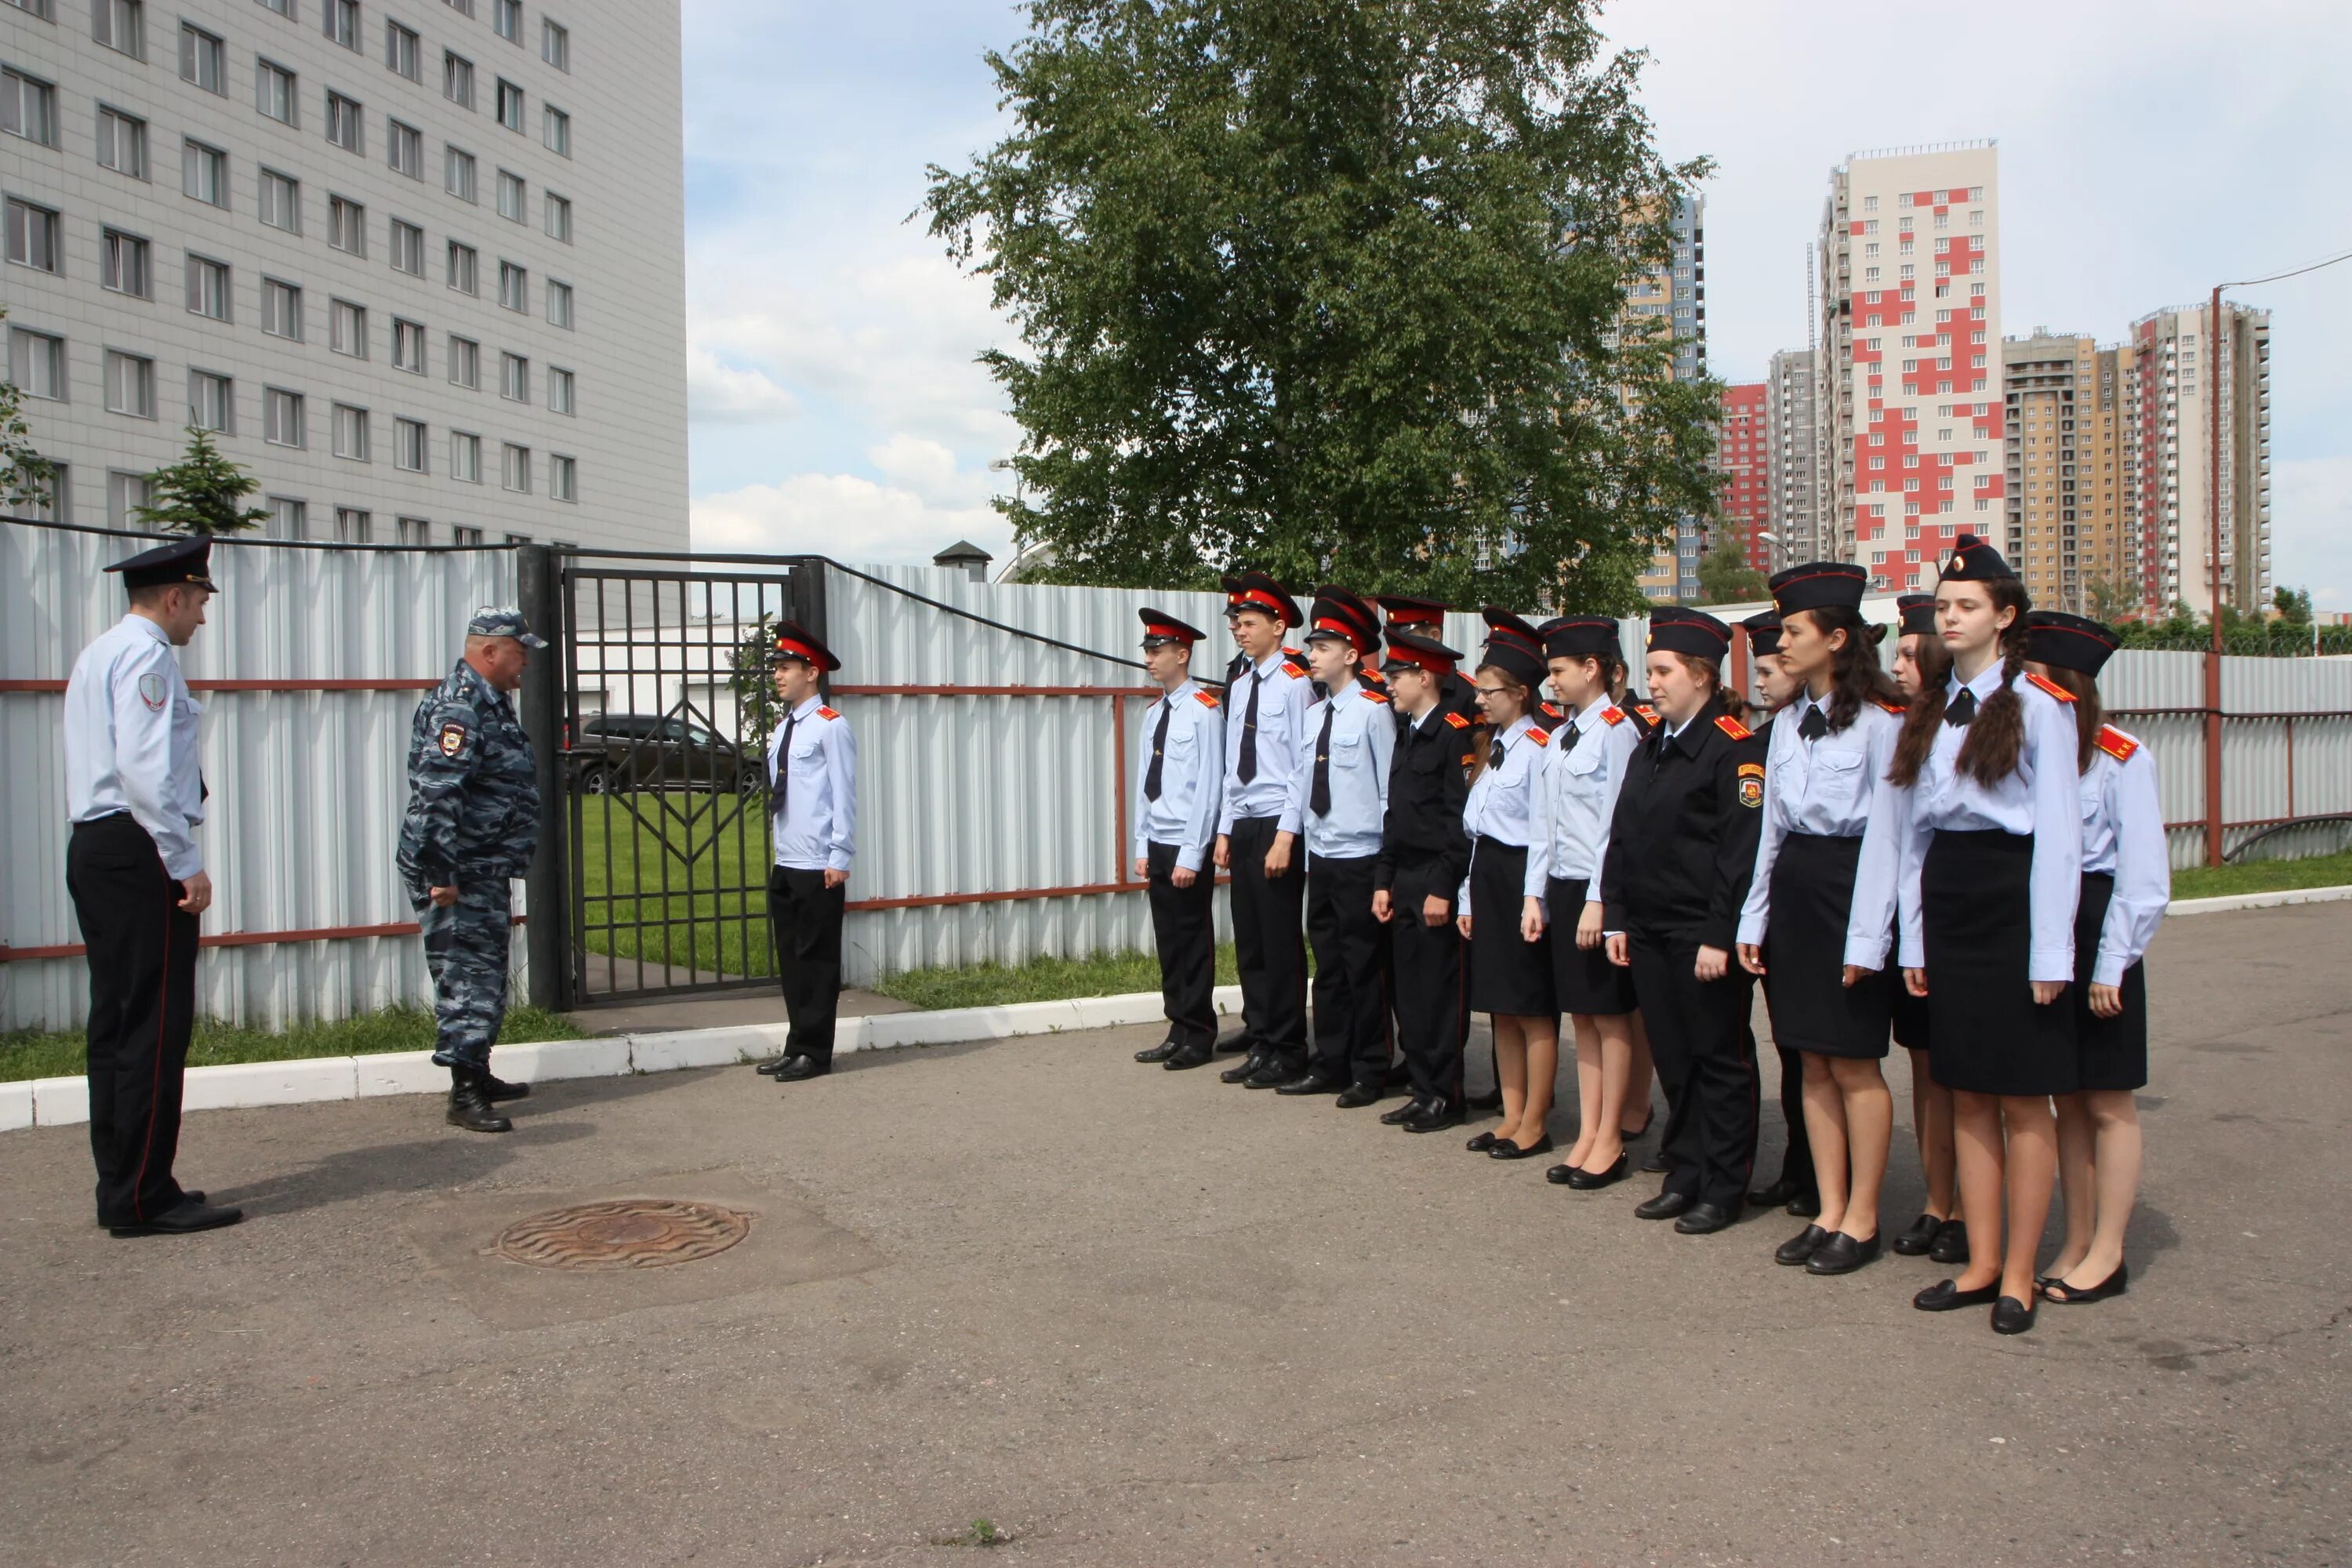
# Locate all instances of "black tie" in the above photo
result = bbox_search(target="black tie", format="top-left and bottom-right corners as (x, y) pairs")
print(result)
(1945, 688), (1977, 728)
(1239, 673), (1262, 784)
(775, 713), (799, 809)
(1488, 738), (1505, 770)
(1798, 705), (1828, 741)
(1559, 720), (1581, 753)
(1309, 704), (1337, 816)
(1144, 700), (1171, 800)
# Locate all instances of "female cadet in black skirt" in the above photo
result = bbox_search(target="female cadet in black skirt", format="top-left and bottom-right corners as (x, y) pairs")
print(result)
(2024, 611), (2166, 1306)
(1887, 593), (1967, 1265)
(1526, 615), (1644, 1189)
(1737, 612), (1820, 1219)
(1456, 611), (1559, 1160)
(1889, 535), (2082, 1334)
(1735, 564), (1908, 1276)
(1599, 608), (1768, 1235)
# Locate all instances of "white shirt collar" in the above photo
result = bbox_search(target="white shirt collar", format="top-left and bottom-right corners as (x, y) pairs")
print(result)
(1958, 659), (2007, 700)
(1251, 648), (1290, 677)
(122, 612), (170, 646)
(1572, 694), (1613, 731)
(789, 694), (826, 721)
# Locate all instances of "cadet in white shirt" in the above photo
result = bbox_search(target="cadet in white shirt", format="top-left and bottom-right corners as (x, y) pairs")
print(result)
(2024, 611), (2168, 1309)
(1130, 608), (1225, 1073)
(757, 621), (857, 1083)
(62, 537), (241, 1237)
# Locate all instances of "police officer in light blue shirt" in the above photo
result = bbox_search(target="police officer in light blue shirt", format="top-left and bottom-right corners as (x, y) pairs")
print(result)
(757, 620), (857, 1083)
(1131, 608), (1225, 1070)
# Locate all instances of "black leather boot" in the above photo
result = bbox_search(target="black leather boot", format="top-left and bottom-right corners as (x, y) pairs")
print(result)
(481, 1071), (531, 1102)
(446, 1066), (514, 1133)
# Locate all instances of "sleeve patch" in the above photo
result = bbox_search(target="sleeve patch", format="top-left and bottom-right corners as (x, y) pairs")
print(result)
(2095, 725), (2139, 763)
(1193, 689), (1221, 708)
(1601, 706), (1625, 726)
(437, 720), (470, 759)
(816, 705), (842, 720)
(1442, 710), (1470, 729)
(1737, 761), (1766, 779)
(1737, 771), (1765, 808)
(1526, 728), (1551, 748)
(136, 672), (169, 712)
(1714, 713), (1754, 742)
(2024, 670), (2077, 703)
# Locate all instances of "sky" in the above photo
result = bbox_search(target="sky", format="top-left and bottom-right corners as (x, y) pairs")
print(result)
(678, 0), (2352, 603)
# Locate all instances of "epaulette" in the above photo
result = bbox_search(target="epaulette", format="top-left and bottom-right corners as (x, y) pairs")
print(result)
(2095, 725), (2138, 764)
(1634, 703), (1660, 726)
(1282, 647), (1305, 662)
(1442, 711), (1470, 730)
(1715, 713), (1754, 742)
(1601, 706), (1626, 726)
(1875, 696), (1908, 715)
(1281, 661), (1308, 680)
(2023, 670), (2075, 703)
(816, 705), (842, 720)
(1193, 689), (1220, 709)
(1540, 701), (1565, 720)
(1526, 727), (1551, 747)
(1359, 688), (1388, 703)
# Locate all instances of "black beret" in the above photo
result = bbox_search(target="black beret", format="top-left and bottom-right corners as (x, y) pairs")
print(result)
(1646, 606), (1733, 662)
(1940, 533), (2016, 583)
(1740, 611), (1783, 658)
(1538, 615), (1620, 660)
(1896, 593), (1939, 637)
(1769, 561), (1868, 617)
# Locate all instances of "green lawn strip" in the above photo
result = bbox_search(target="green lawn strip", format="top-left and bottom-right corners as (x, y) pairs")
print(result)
(871, 944), (1246, 1011)
(2172, 850), (2352, 902)
(575, 794), (778, 981)
(0, 1004), (585, 1086)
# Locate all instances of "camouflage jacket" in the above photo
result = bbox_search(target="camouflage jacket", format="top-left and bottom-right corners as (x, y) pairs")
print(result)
(397, 659), (539, 885)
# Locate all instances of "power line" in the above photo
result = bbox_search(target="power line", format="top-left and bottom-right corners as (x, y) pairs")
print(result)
(2225, 245), (2352, 289)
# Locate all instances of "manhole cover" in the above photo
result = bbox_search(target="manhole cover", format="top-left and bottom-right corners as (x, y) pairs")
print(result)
(494, 1198), (753, 1271)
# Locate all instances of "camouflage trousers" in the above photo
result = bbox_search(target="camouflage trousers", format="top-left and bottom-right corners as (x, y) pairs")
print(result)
(410, 877), (513, 1069)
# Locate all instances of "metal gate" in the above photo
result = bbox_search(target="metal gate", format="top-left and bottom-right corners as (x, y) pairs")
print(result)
(544, 551), (825, 1007)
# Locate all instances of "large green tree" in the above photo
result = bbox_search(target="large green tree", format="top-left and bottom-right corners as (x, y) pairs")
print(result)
(924, 0), (1719, 612)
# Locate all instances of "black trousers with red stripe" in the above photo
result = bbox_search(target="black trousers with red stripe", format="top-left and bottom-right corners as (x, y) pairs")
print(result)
(66, 815), (198, 1227)
(1627, 929), (1759, 1211)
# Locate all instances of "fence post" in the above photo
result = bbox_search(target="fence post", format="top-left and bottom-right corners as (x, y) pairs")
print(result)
(517, 543), (572, 1009)
(2204, 646), (2224, 867)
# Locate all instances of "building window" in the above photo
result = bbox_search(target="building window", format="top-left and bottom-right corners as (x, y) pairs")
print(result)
(257, 60), (298, 124)
(497, 168), (526, 222)
(546, 278), (573, 329)
(447, 239), (478, 294)
(548, 365), (573, 415)
(331, 297), (368, 357)
(263, 277), (303, 339)
(107, 470), (152, 529)
(443, 51), (474, 107)
(329, 194), (367, 254)
(494, 0), (518, 41)
(3, 67), (59, 145)
(186, 254), (232, 320)
(385, 18), (419, 78)
(544, 192), (571, 243)
(396, 516), (430, 544)
(258, 0), (292, 16)
(180, 22), (228, 92)
(332, 403), (369, 460)
(183, 140), (230, 207)
(104, 350), (156, 418)
(392, 315), (425, 372)
(263, 497), (304, 538)
(445, 0), (473, 15)
(260, 168), (301, 233)
(495, 78), (524, 131)
(501, 442), (531, 492)
(334, 506), (371, 541)
(499, 260), (527, 312)
(323, 0), (358, 49)
(542, 19), (568, 69)
(451, 430), (481, 481)
(395, 416), (427, 472)
(500, 350), (528, 401)
(5, 198), (60, 272)
(95, 105), (147, 176)
(9, 327), (66, 400)
(387, 119), (422, 178)
(265, 387), (305, 447)
(543, 104), (569, 157)
(448, 333), (480, 387)
(94, 0), (145, 58)
(445, 144), (477, 201)
(451, 523), (483, 546)
(549, 453), (575, 502)
(390, 217), (424, 275)
(326, 91), (363, 152)
(189, 369), (233, 432)
(5, 0), (56, 16)
(102, 229), (152, 297)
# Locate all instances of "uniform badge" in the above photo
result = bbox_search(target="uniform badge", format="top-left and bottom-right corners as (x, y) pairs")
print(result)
(1194, 690), (1220, 708)
(1715, 713), (1755, 742)
(136, 672), (168, 711)
(1442, 711), (1470, 729)
(816, 705), (842, 720)
(2024, 671), (2076, 703)
(437, 720), (470, 759)
(2094, 725), (2139, 763)
(1737, 761), (1766, 808)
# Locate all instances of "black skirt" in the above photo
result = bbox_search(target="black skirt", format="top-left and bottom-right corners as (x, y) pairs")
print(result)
(1760, 833), (1893, 1059)
(2072, 871), (2149, 1091)
(1468, 837), (1555, 1016)
(1891, 982), (1931, 1051)
(1548, 876), (1637, 1016)
(1921, 829), (2078, 1096)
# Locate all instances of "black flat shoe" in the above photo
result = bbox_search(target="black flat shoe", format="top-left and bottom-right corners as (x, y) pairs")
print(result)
(1163, 1044), (1214, 1071)
(1242, 1060), (1295, 1090)
(1635, 1189), (1694, 1221)
(1381, 1097), (1429, 1126)
(1401, 1099), (1464, 1134)
(107, 1198), (244, 1237)
(1913, 1278), (2001, 1312)
(2043, 1262), (2129, 1305)
(1892, 1212), (1944, 1257)
(1334, 1081), (1384, 1109)
(1774, 1224), (1829, 1266)
(1490, 1134), (1553, 1160)
(1929, 1218), (1972, 1265)
(1621, 1112), (1654, 1140)
(1991, 1294), (2038, 1335)
(1784, 1191), (1824, 1219)
(754, 1055), (790, 1076)
(1273, 1071), (1341, 1096)
(1638, 1147), (1671, 1174)
(1806, 1232), (1882, 1276)
(1134, 1038), (1181, 1063)
(1674, 1200), (1738, 1236)
(1748, 1176), (1801, 1209)
(1220, 1051), (1271, 1085)
(774, 1054), (830, 1082)
(1214, 1029), (1256, 1056)
(1565, 1154), (1631, 1191)
(1465, 1130), (1501, 1152)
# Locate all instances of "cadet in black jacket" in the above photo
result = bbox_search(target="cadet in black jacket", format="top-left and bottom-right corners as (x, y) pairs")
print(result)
(1602, 608), (1769, 1235)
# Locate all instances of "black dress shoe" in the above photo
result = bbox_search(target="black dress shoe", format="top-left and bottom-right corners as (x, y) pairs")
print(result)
(1274, 1070), (1341, 1097)
(1775, 1224), (1830, 1265)
(1243, 1059), (1296, 1090)
(1784, 1191), (1823, 1219)
(1214, 1029), (1256, 1055)
(1635, 1189), (1694, 1221)
(1134, 1038), (1182, 1063)
(1490, 1133), (1554, 1160)
(1929, 1218), (1972, 1265)
(774, 1054), (829, 1082)
(1913, 1278), (2001, 1312)
(108, 1197), (244, 1237)
(1621, 1112), (1655, 1140)
(2042, 1261), (2129, 1305)
(1806, 1232), (1882, 1276)
(1566, 1154), (1631, 1191)
(1334, 1081), (1384, 1109)
(1892, 1211), (1944, 1257)
(1401, 1098), (1464, 1134)
(1162, 1043), (1214, 1071)
(1748, 1176), (1801, 1208)
(1991, 1294), (2038, 1334)
(482, 1073), (531, 1102)
(754, 1054), (790, 1076)
(1381, 1097), (1428, 1126)
(1674, 1201), (1738, 1235)
(1465, 1129), (1501, 1152)
(1221, 1050), (1272, 1085)
(1638, 1146), (1671, 1174)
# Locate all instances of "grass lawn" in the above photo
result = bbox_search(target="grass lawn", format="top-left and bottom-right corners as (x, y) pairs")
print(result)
(575, 793), (777, 982)
(2172, 849), (2352, 902)
(871, 944), (1242, 1011)
(0, 1004), (585, 1085)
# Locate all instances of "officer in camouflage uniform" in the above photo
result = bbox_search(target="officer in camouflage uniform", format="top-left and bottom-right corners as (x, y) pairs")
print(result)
(399, 608), (543, 1133)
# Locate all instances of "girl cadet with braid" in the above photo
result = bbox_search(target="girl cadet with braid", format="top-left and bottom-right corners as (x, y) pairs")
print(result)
(1889, 535), (2082, 1336)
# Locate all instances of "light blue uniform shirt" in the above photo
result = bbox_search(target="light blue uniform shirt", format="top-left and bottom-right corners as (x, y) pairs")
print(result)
(1458, 711), (1547, 909)
(1526, 694), (1641, 896)
(1132, 678), (1225, 873)
(769, 695), (857, 873)
(1218, 648), (1314, 834)
(1739, 691), (1907, 965)
(1895, 664), (2082, 982)
(2079, 728), (2170, 987)
(64, 614), (207, 879)
(1283, 677), (1396, 861)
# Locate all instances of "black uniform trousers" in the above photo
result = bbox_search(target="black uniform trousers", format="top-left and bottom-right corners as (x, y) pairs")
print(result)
(1145, 840), (1217, 1052)
(767, 866), (845, 1065)
(1387, 861), (1468, 1105)
(1628, 930), (1760, 1211)
(1305, 853), (1388, 1087)
(1226, 815), (1308, 1066)
(66, 815), (198, 1228)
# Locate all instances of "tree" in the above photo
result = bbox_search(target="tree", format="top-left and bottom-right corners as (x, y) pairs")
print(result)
(0, 307), (57, 513)
(1693, 524), (1766, 604)
(2084, 574), (2136, 623)
(133, 425), (267, 535)
(924, 0), (1719, 612)
(2272, 585), (2313, 626)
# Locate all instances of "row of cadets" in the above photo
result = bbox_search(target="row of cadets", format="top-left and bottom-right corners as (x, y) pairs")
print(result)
(1601, 608), (1770, 1235)
(1130, 608), (1226, 1072)
(1737, 564), (1910, 1276)
(1276, 588), (1398, 1102)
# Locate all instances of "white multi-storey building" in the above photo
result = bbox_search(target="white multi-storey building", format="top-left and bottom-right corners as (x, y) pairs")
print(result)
(2125, 303), (2271, 618)
(2, 0), (685, 550)
(1764, 346), (1817, 564)
(1813, 142), (2002, 593)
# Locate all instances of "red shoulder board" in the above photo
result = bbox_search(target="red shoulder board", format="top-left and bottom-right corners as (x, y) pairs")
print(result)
(1442, 710), (1471, 729)
(816, 706), (842, 720)
(1526, 727), (1551, 748)
(1715, 714), (1754, 742)
(1875, 697), (1908, 715)
(1601, 706), (1626, 726)
(1635, 703), (1660, 724)
(1193, 689), (1220, 709)
(1360, 666), (1387, 687)
(2095, 725), (2138, 763)
(1281, 661), (1308, 680)
(2024, 670), (2076, 703)
(1282, 647), (1305, 662)
(1359, 688), (1388, 703)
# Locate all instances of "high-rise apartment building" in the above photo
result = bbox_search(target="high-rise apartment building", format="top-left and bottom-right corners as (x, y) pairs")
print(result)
(1813, 143), (2002, 594)
(2002, 331), (2103, 612)
(1715, 380), (1769, 572)
(2124, 303), (2271, 616)
(1, 0), (688, 550)
(1632, 194), (1706, 602)
(1765, 347), (1817, 566)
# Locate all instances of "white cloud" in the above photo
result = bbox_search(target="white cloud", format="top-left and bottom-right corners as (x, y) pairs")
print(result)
(691, 469), (1009, 567)
(686, 347), (802, 424)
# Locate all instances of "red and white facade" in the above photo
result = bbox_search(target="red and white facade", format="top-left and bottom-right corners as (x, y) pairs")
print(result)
(1715, 382), (1771, 571)
(1814, 144), (2002, 593)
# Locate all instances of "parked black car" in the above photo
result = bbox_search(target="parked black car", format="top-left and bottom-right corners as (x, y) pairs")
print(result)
(566, 713), (764, 794)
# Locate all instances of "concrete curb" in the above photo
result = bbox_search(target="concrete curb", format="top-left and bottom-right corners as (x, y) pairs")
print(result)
(2164, 884), (2352, 917)
(16, 985), (1246, 1130)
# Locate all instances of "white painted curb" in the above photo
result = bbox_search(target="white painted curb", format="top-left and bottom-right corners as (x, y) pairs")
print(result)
(2164, 884), (2352, 916)
(13, 985), (1246, 1130)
